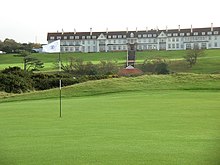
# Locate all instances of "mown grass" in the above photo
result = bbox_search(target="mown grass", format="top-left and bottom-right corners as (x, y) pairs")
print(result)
(0, 74), (220, 164)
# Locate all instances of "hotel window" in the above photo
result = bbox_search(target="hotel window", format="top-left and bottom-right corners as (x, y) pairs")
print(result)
(143, 34), (147, 38)
(167, 33), (172, 37)
(209, 36), (211, 40)
(108, 36), (111, 39)
(82, 40), (85, 44)
(187, 33), (190, 36)
(214, 31), (219, 35)
(180, 33), (184, 36)
(214, 42), (218, 47)
(75, 36), (79, 39)
(193, 32), (198, 36)
(153, 34), (157, 37)
(123, 35), (126, 38)
(113, 35), (117, 38)
(93, 40), (96, 44)
(64, 36), (67, 39)
(82, 36), (85, 39)
(148, 34), (152, 37)
(70, 36), (74, 39)
(118, 35), (122, 38)
(172, 44), (175, 48)
(57, 36), (61, 39)
(50, 36), (55, 40)
(176, 43), (179, 48)
(168, 44), (171, 48)
(201, 43), (206, 49)
(86, 36), (91, 39)
(176, 38), (179, 42)
(173, 33), (178, 36)
(181, 44), (184, 48)
(92, 36), (96, 39)
(93, 46), (96, 51)
(138, 34), (142, 38)
(172, 38), (175, 42)
(186, 43), (191, 49)
(208, 43), (211, 47)
(207, 31), (212, 35)
(202, 32), (206, 35)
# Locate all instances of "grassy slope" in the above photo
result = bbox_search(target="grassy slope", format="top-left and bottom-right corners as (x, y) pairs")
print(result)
(1, 73), (220, 102)
(0, 74), (220, 164)
(0, 49), (220, 73)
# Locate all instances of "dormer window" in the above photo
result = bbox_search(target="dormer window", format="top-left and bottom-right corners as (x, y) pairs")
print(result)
(193, 32), (198, 36)
(130, 33), (134, 38)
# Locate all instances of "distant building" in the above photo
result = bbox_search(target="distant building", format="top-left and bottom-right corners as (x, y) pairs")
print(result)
(47, 24), (220, 53)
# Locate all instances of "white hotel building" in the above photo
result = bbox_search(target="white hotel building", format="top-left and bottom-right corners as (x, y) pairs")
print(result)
(47, 24), (220, 53)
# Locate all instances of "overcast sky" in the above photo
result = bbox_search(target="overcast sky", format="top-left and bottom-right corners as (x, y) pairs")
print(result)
(0, 0), (219, 44)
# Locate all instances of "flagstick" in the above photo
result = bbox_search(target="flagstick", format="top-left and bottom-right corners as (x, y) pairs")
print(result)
(59, 52), (62, 118)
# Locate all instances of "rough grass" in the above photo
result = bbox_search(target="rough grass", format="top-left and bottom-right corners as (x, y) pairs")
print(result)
(0, 74), (220, 164)
(1, 73), (220, 102)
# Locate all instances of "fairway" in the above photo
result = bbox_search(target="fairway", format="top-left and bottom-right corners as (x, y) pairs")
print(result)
(0, 90), (220, 165)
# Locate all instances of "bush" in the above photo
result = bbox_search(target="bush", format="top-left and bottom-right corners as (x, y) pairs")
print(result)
(0, 73), (33, 93)
(141, 58), (169, 74)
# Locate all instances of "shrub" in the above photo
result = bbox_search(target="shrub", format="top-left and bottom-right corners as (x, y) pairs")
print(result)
(141, 58), (169, 74)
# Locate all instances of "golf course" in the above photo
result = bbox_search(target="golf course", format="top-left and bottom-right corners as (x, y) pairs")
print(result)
(0, 50), (220, 164)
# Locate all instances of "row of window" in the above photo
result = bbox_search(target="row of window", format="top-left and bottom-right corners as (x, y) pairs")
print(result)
(59, 36), (219, 46)
(50, 31), (219, 40)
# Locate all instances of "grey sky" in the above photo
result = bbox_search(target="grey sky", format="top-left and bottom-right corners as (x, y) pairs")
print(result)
(0, 0), (219, 44)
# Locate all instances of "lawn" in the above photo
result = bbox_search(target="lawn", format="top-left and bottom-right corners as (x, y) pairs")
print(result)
(0, 74), (220, 164)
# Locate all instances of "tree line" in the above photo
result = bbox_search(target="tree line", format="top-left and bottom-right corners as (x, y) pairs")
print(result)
(0, 38), (41, 53)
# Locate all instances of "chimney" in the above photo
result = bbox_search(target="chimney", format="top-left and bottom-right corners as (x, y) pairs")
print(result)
(146, 27), (148, 32)
(90, 28), (92, 35)
(191, 25), (193, 33)
(62, 28), (64, 35)
(178, 25), (180, 32)
(136, 27), (138, 33)
(166, 26), (168, 32)
(74, 28), (76, 35)
(156, 26), (159, 31)
(126, 27), (128, 33)
(211, 23), (213, 31)
(106, 28), (108, 34)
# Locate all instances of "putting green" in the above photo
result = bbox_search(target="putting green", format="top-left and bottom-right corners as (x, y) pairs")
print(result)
(0, 90), (219, 164)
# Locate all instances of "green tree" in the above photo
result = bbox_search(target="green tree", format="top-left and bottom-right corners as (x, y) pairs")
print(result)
(17, 50), (44, 71)
(2, 38), (21, 53)
(183, 45), (205, 67)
